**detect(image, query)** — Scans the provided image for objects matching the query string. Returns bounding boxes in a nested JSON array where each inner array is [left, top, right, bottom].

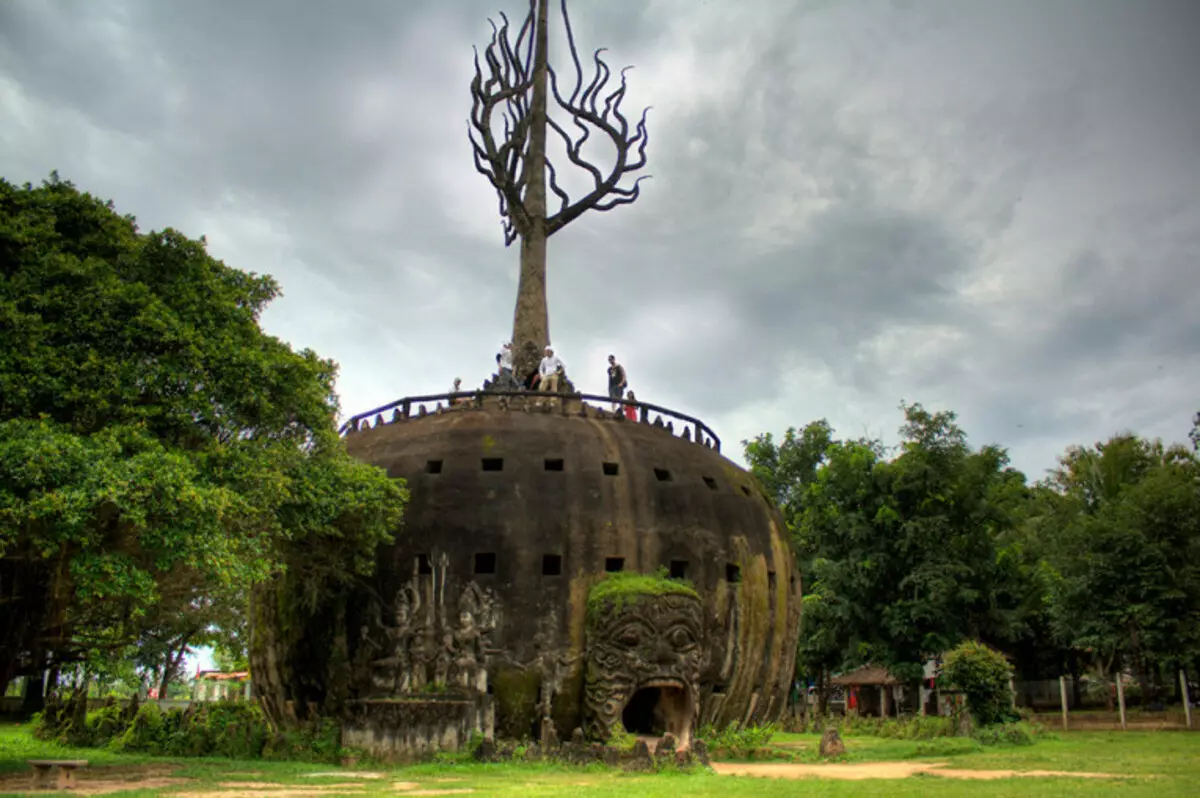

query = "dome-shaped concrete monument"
[[336, 395, 800, 750], [250, 0, 801, 760]]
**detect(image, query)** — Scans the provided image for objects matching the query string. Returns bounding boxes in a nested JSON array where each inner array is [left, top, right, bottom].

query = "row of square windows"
[[413, 552, 780, 587], [423, 458, 764, 499]]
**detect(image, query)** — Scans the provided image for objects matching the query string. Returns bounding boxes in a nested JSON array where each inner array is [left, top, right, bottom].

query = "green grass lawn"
[[0, 722, 1196, 797]]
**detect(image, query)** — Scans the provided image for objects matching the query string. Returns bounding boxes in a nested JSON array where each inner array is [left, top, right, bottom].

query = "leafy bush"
[[84, 703, 127, 747], [118, 703, 171, 754], [261, 717, 343, 763], [791, 714, 829, 735], [36, 700, 344, 763], [909, 737, 983, 757], [940, 640, 1017, 727], [879, 716, 955, 740], [835, 715, 955, 740], [971, 720, 1039, 746], [605, 722, 636, 750], [695, 723, 776, 757]]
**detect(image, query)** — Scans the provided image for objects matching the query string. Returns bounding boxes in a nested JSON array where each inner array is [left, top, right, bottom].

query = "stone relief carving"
[[364, 550, 500, 697], [526, 610, 577, 720], [369, 585, 418, 694], [583, 593, 705, 749]]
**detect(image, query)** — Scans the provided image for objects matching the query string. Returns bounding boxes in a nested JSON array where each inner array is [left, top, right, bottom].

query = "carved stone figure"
[[453, 582, 500, 692], [353, 624, 383, 693], [583, 592, 705, 749], [451, 610, 482, 688], [369, 589, 418, 695], [434, 627, 454, 686], [528, 610, 577, 720]]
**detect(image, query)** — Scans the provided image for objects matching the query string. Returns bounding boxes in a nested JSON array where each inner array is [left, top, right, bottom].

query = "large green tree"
[[1041, 434, 1200, 698], [746, 404, 1031, 709], [0, 175, 406, 697]]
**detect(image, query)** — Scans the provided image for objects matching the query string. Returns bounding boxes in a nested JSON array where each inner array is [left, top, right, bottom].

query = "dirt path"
[[0, 764, 480, 797], [711, 761, 1125, 781]]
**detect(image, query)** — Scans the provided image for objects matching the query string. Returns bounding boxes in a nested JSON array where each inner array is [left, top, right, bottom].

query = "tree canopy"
[[0, 174, 406, 695], [746, 403, 1200, 707]]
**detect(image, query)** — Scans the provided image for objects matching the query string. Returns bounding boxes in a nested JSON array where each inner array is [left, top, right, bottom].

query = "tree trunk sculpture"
[[470, 0, 650, 380]]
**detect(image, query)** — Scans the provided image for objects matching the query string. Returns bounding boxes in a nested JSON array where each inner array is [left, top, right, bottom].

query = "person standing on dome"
[[534, 345, 564, 406], [606, 354, 628, 411], [623, 389, 639, 422], [497, 342, 518, 391]]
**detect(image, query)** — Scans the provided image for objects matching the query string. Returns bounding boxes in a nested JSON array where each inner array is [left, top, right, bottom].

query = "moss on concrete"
[[586, 569, 699, 620], [492, 668, 541, 739]]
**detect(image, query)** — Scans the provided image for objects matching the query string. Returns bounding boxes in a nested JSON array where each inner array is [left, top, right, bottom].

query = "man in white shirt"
[[534, 345, 564, 403], [498, 342, 517, 390]]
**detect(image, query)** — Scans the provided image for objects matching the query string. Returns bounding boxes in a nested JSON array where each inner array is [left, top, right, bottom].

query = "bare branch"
[[468, 2, 537, 246], [468, 0, 650, 243], [543, 0, 650, 235]]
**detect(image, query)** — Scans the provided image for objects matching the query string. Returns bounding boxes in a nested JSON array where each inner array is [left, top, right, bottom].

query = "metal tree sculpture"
[[470, 0, 650, 379]]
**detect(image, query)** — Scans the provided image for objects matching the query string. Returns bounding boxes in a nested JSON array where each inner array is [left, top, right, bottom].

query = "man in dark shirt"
[[607, 355, 627, 410]]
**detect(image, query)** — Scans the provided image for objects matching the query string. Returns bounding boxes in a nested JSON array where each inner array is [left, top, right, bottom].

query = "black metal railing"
[[339, 389, 721, 453]]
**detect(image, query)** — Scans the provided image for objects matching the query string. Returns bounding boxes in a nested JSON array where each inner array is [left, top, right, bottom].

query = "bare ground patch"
[[0, 763, 193, 795], [711, 761, 1126, 781], [929, 767, 1127, 780], [174, 792, 361, 798], [216, 782, 370, 791]]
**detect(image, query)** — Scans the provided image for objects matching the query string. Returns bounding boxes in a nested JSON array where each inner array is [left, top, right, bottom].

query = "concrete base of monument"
[[342, 695, 494, 762]]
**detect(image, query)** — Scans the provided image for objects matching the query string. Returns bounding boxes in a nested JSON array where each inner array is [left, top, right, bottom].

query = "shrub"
[[606, 722, 636, 750], [881, 716, 955, 740], [910, 737, 982, 757], [940, 640, 1017, 727], [261, 717, 343, 763], [31, 699, 351, 763], [84, 703, 127, 747], [793, 713, 830, 735], [971, 720, 1039, 747], [695, 723, 776, 757], [118, 703, 171, 754], [835, 715, 955, 740]]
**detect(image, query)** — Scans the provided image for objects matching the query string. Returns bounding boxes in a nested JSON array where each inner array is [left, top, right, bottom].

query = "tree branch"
[[469, 3, 537, 246], [469, 0, 650, 244], [543, 0, 650, 235]]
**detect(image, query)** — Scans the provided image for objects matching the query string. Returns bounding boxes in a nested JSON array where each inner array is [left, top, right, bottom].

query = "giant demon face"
[[583, 592, 705, 748]]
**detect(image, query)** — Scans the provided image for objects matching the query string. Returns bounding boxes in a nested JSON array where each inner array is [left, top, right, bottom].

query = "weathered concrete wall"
[[342, 696, 494, 761], [341, 404, 800, 737]]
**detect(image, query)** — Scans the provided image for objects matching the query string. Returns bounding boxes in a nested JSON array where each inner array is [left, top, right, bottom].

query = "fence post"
[[1059, 676, 1069, 731], [1182, 670, 1194, 730], [1116, 673, 1127, 730]]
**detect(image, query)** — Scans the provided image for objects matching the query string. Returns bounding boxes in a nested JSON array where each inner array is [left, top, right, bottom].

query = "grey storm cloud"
[[2, 0, 1198, 479]]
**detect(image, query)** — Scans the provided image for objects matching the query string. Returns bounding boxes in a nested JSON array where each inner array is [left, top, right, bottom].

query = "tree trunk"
[[159, 643, 189, 699], [817, 669, 830, 715], [22, 669, 46, 713], [511, 0, 550, 381], [1127, 623, 1156, 706]]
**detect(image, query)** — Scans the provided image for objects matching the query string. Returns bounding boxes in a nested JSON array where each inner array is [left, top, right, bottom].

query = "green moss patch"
[[586, 569, 699, 618], [492, 668, 541, 740]]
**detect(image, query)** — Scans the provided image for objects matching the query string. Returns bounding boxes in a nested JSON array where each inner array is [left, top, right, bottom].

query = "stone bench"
[[27, 760, 88, 790]]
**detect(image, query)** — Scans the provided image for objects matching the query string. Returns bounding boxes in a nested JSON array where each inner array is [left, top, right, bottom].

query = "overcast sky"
[[3, 0, 1198, 481]]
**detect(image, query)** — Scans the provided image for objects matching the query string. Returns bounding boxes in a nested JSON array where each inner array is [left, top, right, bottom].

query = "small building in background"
[[193, 670, 251, 701], [832, 665, 901, 717]]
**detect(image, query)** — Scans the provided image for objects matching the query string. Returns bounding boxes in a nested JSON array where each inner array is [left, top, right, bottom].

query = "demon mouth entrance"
[[621, 684, 695, 748]]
